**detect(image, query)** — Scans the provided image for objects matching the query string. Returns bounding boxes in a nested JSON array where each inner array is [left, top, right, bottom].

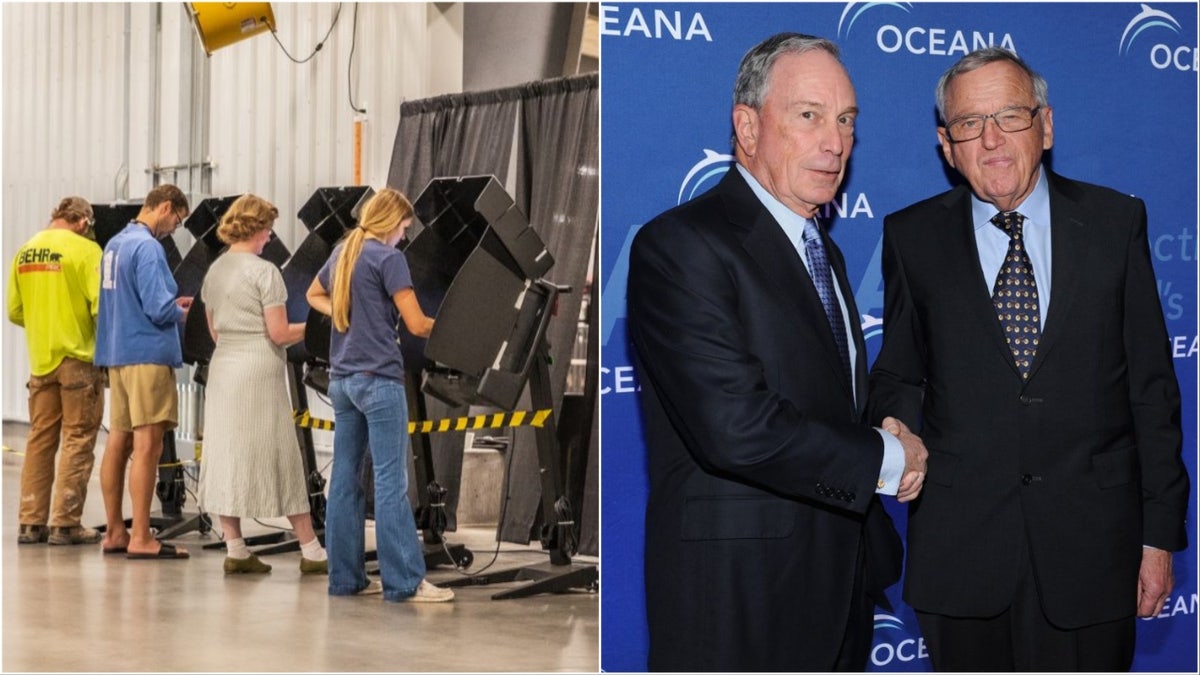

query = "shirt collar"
[[736, 163, 814, 245]]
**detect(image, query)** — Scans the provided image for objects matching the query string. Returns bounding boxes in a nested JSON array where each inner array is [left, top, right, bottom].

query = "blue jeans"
[[327, 373, 426, 601]]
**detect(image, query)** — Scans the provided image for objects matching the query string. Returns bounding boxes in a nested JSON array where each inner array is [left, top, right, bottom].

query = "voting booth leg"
[[440, 344, 597, 599], [366, 383, 474, 572], [153, 432, 211, 539], [92, 431, 213, 537]]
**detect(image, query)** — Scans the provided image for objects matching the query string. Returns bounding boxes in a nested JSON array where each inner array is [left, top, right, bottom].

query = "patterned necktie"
[[802, 218, 852, 387], [990, 211, 1040, 379]]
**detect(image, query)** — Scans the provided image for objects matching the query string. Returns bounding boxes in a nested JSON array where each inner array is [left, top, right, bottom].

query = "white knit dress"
[[197, 252, 309, 518]]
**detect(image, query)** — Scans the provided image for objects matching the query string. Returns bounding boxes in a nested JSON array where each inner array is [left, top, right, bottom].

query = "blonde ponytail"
[[330, 187, 415, 333], [331, 228, 367, 333]]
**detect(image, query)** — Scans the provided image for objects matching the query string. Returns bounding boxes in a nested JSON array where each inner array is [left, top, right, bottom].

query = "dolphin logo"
[[873, 613, 905, 631], [837, 2, 913, 39], [605, 151, 735, 347], [861, 314, 884, 341], [1119, 4, 1180, 55], [677, 149, 734, 205]]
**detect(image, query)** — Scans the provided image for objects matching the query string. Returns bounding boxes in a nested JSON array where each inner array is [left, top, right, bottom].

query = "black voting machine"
[[303, 176, 596, 597], [94, 180, 596, 598], [297, 185, 474, 572], [405, 176, 597, 599]]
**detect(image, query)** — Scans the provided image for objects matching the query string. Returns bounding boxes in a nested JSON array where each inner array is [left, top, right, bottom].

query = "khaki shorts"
[[107, 364, 178, 432]]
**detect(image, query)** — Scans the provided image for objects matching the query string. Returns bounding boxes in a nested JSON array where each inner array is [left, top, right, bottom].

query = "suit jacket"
[[868, 170, 1189, 628], [628, 169, 902, 671]]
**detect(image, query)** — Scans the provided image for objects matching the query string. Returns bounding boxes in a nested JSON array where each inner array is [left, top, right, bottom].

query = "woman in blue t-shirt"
[[306, 188, 454, 603]]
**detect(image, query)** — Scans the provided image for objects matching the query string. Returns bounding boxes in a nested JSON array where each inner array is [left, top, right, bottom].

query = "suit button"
[[847, 493, 856, 503], [1021, 474, 1033, 485]]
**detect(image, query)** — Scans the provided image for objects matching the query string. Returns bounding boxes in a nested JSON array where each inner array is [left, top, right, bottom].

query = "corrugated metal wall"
[[205, 2, 457, 246], [2, 2, 465, 421], [3, 3, 135, 421]]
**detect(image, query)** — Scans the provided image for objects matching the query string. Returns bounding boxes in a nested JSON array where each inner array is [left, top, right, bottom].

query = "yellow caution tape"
[[292, 408, 553, 434]]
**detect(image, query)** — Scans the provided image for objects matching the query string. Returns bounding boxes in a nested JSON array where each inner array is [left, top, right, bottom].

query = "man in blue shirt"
[[96, 184, 193, 559]]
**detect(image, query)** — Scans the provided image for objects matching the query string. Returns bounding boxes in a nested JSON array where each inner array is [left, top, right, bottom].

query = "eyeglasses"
[[944, 105, 1041, 143], [83, 217, 96, 238]]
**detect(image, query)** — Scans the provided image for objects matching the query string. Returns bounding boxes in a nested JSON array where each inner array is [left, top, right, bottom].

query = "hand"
[[883, 416, 927, 503], [176, 296, 194, 314], [1136, 547, 1173, 618]]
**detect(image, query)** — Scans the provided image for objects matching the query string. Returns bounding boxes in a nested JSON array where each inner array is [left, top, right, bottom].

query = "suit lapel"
[[827, 232, 869, 415], [939, 189, 1026, 379], [722, 171, 856, 402], [1027, 172, 1088, 381]]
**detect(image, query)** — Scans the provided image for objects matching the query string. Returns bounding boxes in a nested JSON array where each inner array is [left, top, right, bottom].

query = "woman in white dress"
[[198, 194, 327, 575]]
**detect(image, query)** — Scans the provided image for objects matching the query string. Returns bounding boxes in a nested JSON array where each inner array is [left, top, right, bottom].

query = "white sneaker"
[[406, 579, 454, 603], [357, 580, 383, 595]]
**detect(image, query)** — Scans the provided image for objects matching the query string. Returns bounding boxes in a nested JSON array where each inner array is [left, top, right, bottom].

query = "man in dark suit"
[[868, 47, 1189, 671], [627, 33, 929, 672]]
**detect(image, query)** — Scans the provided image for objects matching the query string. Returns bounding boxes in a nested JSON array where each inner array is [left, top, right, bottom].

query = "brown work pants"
[[21, 357, 105, 528]]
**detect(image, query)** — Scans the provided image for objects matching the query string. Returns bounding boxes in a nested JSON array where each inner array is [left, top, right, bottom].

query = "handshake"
[[882, 416, 927, 503]]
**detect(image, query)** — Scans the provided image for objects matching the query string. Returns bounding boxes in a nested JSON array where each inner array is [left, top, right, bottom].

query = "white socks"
[[226, 537, 251, 559], [300, 537, 327, 561]]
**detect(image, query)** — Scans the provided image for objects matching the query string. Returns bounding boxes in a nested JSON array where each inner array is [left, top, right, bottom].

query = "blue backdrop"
[[599, 3, 1198, 671]]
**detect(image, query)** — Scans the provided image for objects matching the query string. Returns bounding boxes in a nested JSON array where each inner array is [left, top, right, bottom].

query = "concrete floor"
[[1, 423, 598, 672]]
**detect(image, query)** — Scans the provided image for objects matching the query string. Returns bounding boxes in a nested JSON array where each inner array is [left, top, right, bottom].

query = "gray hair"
[[935, 47, 1049, 122], [733, 32, 842, 110]]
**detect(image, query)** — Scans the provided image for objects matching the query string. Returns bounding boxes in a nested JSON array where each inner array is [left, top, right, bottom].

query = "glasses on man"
[[944, 105, 1041, 143], [83, 217, 96, 239]]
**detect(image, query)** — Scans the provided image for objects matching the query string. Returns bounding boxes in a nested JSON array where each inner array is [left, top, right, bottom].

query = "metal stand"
[[152, 432, 212, 538], [97, 431, 212, 538], [441, 300, 597, 599], [202, 362, 327, 554], [409, 384, 475, 569]]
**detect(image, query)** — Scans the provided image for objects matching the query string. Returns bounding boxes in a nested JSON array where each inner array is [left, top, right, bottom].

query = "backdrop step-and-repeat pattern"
[[600, 3, 1197, 671]]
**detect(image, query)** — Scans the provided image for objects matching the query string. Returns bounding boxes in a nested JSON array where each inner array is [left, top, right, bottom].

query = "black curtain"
[[388, 88, 522, 200], [387, 88, 521, 531], [385, 74, 599, 548], [500, 74, 599, 547]]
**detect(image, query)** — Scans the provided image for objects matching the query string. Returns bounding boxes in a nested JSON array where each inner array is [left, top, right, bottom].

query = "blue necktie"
[[802, 218, 852, 387], [990, 211, 1040, 379]]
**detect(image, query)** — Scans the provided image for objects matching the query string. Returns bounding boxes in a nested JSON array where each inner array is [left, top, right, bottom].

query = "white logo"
[[1119, 4, 1180, 55], [1118, 4, 1196, 71], [599, 5, 713, 42], [873, 612, 904, 631], [678, 149, 733, 204], [837, 2, 913, 39], [1138, 592, 1198, 620], [870, 613, 929, 667], [861, 314, 884, 342], [838, 1, 1016, 56]]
